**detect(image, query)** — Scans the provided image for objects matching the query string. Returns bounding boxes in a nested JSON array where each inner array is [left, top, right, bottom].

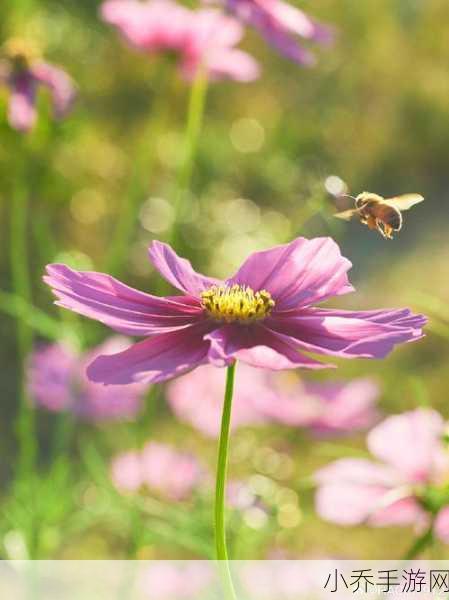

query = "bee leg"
[[375, 219, 389, 240], [383, 224, 394, 239]]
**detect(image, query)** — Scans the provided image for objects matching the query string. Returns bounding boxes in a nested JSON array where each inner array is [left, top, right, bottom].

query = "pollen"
[[201, 284, 275, 324]]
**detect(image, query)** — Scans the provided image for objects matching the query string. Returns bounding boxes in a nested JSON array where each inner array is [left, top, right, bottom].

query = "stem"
[[169, 68, 208, 249], [402, 524, 434, 560], [215, 362, 237, 600], [10, 186, 36, 479]]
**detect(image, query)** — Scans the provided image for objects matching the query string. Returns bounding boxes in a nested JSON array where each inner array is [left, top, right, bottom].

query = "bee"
[[334, 192, 424, 239]]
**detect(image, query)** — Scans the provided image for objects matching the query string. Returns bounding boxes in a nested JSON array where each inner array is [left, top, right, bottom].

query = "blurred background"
[[1, 0, 449, 561]]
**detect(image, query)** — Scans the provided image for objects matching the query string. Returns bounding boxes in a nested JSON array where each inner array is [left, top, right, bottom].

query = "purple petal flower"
[[0, 40, 76, 132], [101, 0, 260, 82], [111, 442, 204, 500], [224, 0, 334, 65], [43, 237, 426, 385], [315, 409, 449, 535], [27, 337, 148, 422]]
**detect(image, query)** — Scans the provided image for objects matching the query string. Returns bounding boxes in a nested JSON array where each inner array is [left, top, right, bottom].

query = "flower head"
[[101, 0, 260, 82], [0, 38, 76, 132], [223, 0, 334, 65], [27, 338, 147, 422], [44, 237, 426, 386], [111, 442, 204, 499], [315, 409, 449, 543]]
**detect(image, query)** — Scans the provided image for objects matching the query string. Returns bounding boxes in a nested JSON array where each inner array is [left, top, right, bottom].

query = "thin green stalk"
[[169, 68, 208, 249], [215, 361, 237, 600], [402, 524, 434, 560], [10, 186, 36, 479]]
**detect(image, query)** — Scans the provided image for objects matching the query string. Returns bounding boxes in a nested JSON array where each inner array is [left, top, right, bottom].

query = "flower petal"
[[80, 337, 147, 421], [226, 0, 333, 65], [205, 323, 333, 369], [148, 241, 222, 297], [229, 237, 353, 311], [101, 0, 190, 51], [8, 72, 37, 132], [44, 263, 204, 336], [267, 306, 425, 359], [259, 0, 334, 44], [87, 322, 213, 385], [186, 48, 260, 82], [32, 61, 76, 118], [315, 458, 409, 526], [367, 409, 448, 483]]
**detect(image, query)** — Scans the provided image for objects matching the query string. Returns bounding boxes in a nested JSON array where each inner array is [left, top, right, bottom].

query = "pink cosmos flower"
[[27, 338, 147, 422], [0, 39, 76, 132], [264, 377, 380, 435], [315, 409, 449, 544], [111, 442, 203, 500], [101, 0, 260, 82], [166, 363, 270, 437], [223, 0, 334, 65], [44, 237, 426, 386], [167, 364, 379, 437]]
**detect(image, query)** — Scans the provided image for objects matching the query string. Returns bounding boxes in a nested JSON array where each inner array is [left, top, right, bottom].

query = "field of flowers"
[[1, 0, 449, 566]]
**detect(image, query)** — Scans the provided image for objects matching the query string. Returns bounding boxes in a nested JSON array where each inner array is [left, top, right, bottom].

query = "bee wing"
[[382, 194, 424, 211], [333, 209, 359, 221]]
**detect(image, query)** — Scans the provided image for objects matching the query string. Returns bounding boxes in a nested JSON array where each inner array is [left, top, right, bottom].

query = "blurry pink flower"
[[111, 450, 143, 492], [44, 237, 426, 386], [101, 0, 260, 82], [142, 442, 203, 499], [167, 363, 270, 437], [264, 377, 380, 435], [111, 442, 204, 500], [0, 39, 76, 132], [168, 365, 379, 437], [224, 0, 334, 65], [315, 409, 449, 543], [27, 338, 147, 422]]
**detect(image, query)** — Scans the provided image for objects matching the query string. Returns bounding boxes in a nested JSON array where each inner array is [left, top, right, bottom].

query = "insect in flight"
[[334, 192, 424, 239]]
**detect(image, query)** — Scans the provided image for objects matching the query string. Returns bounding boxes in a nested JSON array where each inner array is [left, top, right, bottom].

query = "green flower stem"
[[169, 68, 208, 249], [402, 524, 434, 560], [10, 184, 36, 480], [215, 361, 237, 600]]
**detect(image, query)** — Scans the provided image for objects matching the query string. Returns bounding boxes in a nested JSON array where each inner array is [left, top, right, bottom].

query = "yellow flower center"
[[201, 284, 275, 324], [2, 38, 39, 71]]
